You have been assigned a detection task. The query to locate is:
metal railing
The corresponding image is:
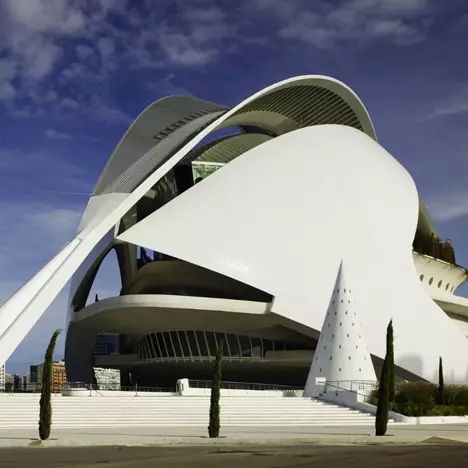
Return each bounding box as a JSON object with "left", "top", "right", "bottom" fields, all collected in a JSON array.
[
  {"left": 188, "top": 379, "right": 303, "bottom": 391},
  {"left": 64, "top": 382, "right": 176, "bottom": 394},
  {"left": 0, "top": 384, "right": 63, "bottom": 394},
  {"left": 323, "top": 380, "right": 377, "bottom": 396}
]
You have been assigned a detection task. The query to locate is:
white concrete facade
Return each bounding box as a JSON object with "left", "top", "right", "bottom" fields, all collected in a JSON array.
[{"left": 0, "top": 75, "right": 467, "bottom": 389}]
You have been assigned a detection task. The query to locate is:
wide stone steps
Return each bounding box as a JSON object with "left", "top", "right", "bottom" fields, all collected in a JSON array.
[{"left": 0, "top": 395, "right": 383, "bottom": 428}]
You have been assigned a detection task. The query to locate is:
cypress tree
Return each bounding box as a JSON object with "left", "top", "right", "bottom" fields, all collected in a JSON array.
[
  {"left": 208, "top": 340, "right": 224, "bottom": 438},
  {"left": 438, "top": 357, "right": 445, "bottom": 406},
  {"left": 39, "top": 329, "right": 61, "bottom": 441},
  {"left": 387, "top": 320, "right": 395, "bottom": 405},
  {"left": 375, "top": 320, "right": 393, "bottom": 436}
]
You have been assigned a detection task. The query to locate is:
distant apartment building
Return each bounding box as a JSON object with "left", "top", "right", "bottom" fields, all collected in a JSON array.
[
  {"left": 0, "top": 364, "right": 5, "bottom": 390},
  {"left": 5, "top": 373, "right": 13, "bottom": 391},
  {"left": 30, "top": 360, "right": 67, "bottom": 391},
  {"left": 52, "top": 361, "right": 67, "bottom": 391},
  {"left": 29, "top": 364, "right": 43, "bottom": 389}
]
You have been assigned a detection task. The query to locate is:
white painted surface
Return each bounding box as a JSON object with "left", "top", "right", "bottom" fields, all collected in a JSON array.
[
  {"left": 413, "top": 252, "right": 467, "bottom": 297},
  {"left": 398, "top": 415, "right": 468, "bottom": 424},
  {"left": 118, "top": 125, "right": 468, "bottom": 383},
  {"left": 304, "top": 262, "right": 376, "bottom": 397},
  {"left": 0, "top": 75, "right": 375, "bottom": 365}
]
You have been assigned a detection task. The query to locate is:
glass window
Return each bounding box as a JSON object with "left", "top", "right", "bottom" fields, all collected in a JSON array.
[
  {"left": 205, "top": 332, "right": 217, "bottom": 356},
  {"left": 151, "top": 333, "right": 162, "bottom": 358},
  {"left": 226, "top": 334, "right": 240, "bottom": 357},
  {"left": 186, "top": 331, "right": 200, "bottom": 357},
  {"left": 180, "top": 331, "right": 191, "bottom": 357},
  {"left": 238, "top": 336, "right": 251, "bottom": 357},
  {"left": 262, "top": 339, "right": 273, "bottom": 356},
  {"left": 196, "top": 332, "right": 209, "bottom": 357},
  {"left": 171, "top": 332, "right": 183, "bottom": 357},
  {"left": 251, "top": 337, "right": 261, "bottom": 357},
  {"left": 161, "top": 332, "right": 173, "bottom": 357},
  {"left": 147, "top": 335, "right": 157, "bottom": 359},
  {"left": 214, "top": 332, "right": 229, "bottom": 356}
]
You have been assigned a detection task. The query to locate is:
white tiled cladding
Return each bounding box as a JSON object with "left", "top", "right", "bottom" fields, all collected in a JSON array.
[
  {"left": 413, "top": 252, "right": 467, "bottom": 297},
  {"left": 0, "top": 395, "right": 380, "bottom": 428}
]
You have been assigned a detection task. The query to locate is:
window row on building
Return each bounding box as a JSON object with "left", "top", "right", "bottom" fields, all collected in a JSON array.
[
  {"left": 134, "top": 330, "right": 302, "bottom": 362},
  {"left": 419, "top": 274, "right": 455, "bottom": 293}
]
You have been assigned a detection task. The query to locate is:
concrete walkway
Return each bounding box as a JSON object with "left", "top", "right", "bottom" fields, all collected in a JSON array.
[{"left": 2, "top": 424, "right": 468, "bottom": 448}]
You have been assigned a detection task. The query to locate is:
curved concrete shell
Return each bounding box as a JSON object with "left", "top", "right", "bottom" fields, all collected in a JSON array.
[{"left": 0, "top": 75, "right": 464, "bottom": 389}]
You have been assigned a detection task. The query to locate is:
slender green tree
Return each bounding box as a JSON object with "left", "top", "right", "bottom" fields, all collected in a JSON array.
[
  {"left": 438, "top": 357, "right": 445, "bottom": 406},
  {"left": 208, "top": 340, "right": 224, "bottom": 438},
  {"left": 375, "top": 320, "right": 393, "bottom": 436},
  {"left": 387, "top": 320, "right": 395, "bottom": 405},
  {"left": 39, "top": 329, "right": 61, "bottom": 441}
]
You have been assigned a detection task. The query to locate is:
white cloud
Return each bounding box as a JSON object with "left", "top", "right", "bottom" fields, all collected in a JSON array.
[
  {"left": 0, "top": 82, "right": 16, "bottom": 100},
  {"left": 415, "top": 82, "right": 468, "bottom": 121},
  {"left": 61, "top": 97, "right": 80, "bottom": 109},
  {"left": 254, "top": 0, "right": 433, "bottom": 48},
  {"left": 45, "top": 128, "right": 72, "bottom": 140},
  {"left": 154, "top": 5, "right": 235, "bottom": 66},
  {"left": 0, "top": 60, "right": 17, "bottom": 100},
  {"left": 3, "top": 0, "right": 85, "bottom": 35},
  {"left": 24, "top": 41, "right": 63, "bottom": 80},
  {"left": 426, "top": 191, "right": 468, "bottom": 222},
  {"left": 97, "top": 37, "right": 115, "bottom": 58},
  {"left": 0, "top": 1, "right": 239, "bottom": 125},
  {"left": 88, "top": 95, "right": 132, "bottom": 124},
  {"left": 0, "top": 200, "right": 82, "bottom": 250},
  {"left": 157, "top": 30, "right": 218, "bottom": 66},
  {"left": 75, "top": 44, "right": 95, "bottom": 60},
  {"left": 146, "top": 73, "right": 192, "bottom": 96}
]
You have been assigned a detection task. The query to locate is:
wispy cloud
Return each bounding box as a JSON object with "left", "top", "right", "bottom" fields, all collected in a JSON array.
[
  {"left": 0, "top": 0, "right": 238, "bottom": 126},
  {"left": 252, "top": 0, "right": 434, "bottom": 48},
  {"left": 426, "top": 190, "right": 468, "bottom": 222},
  {"left": 412, "top": 81, "right": 468, "bottom": 122},
  {"left": 45, "top": 128, "right": 72, "bottom": 140}
]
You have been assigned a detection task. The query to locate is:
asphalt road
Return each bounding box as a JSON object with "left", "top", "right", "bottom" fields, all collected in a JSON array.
[{"left": 1, "top": 444, "right": 468, "bottom": 468}]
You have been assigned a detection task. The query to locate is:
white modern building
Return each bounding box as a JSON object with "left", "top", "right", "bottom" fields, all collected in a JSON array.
[{"left": 1, "top": 75, "right": 468, "bottom": 389}]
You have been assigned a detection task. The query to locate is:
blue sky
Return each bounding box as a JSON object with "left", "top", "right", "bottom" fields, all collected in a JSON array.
[{"left": 1, "top": 0, "right": 468, "bottom": 374}]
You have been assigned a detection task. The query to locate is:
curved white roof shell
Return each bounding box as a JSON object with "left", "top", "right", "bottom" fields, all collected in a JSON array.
[
  {"left": 118, "top": 124, "right": 468, "bottom": 383},
  {"left": 0, "top": 75, "right": 452, "bottom": 384}
]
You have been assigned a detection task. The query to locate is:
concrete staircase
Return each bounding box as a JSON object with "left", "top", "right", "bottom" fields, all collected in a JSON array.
[{"left": 0, "top": 394, "right": 385, "bottom": 428}]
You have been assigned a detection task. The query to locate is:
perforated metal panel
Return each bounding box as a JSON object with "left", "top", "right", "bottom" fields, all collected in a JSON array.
[
  {"left": 101, "top": 111, "right": 225, "bottom": 194},
  {"left": 232, "top": 85, "right": 363, "bottom": 131},
  {"left": 93, "top": 96, "right": 227, "bottom": 195}
]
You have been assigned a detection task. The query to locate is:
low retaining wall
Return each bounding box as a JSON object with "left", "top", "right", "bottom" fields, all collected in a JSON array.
[
  {"left": 177, "top": 379, "right": 303, "bottom": 397},
  {"left": 319, "top": 389, "right": 468, "bottom": 424}
]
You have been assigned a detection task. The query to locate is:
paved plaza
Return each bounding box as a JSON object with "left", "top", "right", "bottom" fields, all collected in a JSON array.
[{"left": 2, "top": 424, "right": 468, "bottom": 448}]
